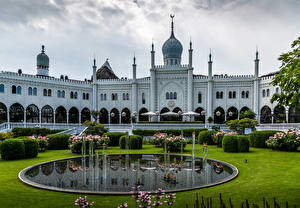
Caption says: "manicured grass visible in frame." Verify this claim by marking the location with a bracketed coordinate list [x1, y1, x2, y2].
[0, 145, 299, 207]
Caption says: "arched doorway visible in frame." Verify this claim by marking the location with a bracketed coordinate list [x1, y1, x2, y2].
[41, 105, 53, 123]
[121, 108, 131, 123]
[81, 108, 90, 123]
[289, 106, 300, 123]
[26, 104, 39, 123]
[195, 107, 205, 123]
[0, 102, 7, 123]
[240, 106, 250, 114]
[260, 106, 272, 123]
[139, 108, 149, 122]
[160, 107, 170, 121]
[55, 106, 67, 123]
[273, 106, 286, 123]
[214, 107, 225, 124]
[10, 103, 24, 122]
[99, 108, 108, 124]
[110, 108, 119, 124]
[227, 106, 238, 121]
[172, 107, 182, 121]
[69, 107, 79, 123]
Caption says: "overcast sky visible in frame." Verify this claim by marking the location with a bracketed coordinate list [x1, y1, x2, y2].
[0, 0, 299, 80]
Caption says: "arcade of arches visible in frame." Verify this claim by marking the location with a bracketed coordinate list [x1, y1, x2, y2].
[0, 102, 299, 124]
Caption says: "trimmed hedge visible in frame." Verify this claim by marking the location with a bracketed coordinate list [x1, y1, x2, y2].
[102, 132, 126, 146]
[137, 121, 204, 124]
[223, 135, 250, 152]
[237, 136, 250, 152]
[47, 134, 70, 150]
[23, 139, 39, 158]
[120, 135, 143, 149]
[249, 130, 279, 148]
[133, 128, 207, 137]
[0, 139, 25, 160]
[0, 132, 13, 141]
[198, 130, 217, 145]
[12, 127, 64, 137]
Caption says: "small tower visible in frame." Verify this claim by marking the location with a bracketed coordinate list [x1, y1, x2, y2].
[151, 42, 155, 69]
[188, 40, 193, 67]
[133, 54, 137, 81]
[208, 50, 213, 80]
[36, 45, 49, 76]
[93, 58, 97, 83]
[254, 49, 259, 78]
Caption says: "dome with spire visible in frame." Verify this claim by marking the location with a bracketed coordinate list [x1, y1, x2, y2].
[96, 59, 119, 80]
[37, 45, 49, 68]
[162, 15, 183, 60]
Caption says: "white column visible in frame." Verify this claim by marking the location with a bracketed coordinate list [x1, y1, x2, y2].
[286, 108, 289, 123]
[39, 109, 42, 126]
[271, 111, 274, 124]
[150, 69, 156, 117]
[7, 110, 10, 129]
[253, 51, 260, 121]
[79, 112, 81, 124]
[187, 68, 193, 118]
[24, 109, 26, 127]
[119, 113, 122, 124]
[67, 112, 69, 124]
[207, 55, 213, 120]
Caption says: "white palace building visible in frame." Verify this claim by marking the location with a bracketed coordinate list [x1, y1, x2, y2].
[0, 17, 299, 131]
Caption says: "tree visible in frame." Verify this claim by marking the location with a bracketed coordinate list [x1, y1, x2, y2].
[226, 118, 258, 135]
[239, 109, 256, 120]
[91, 110, 101, 122]
[271, 36, 300, 107]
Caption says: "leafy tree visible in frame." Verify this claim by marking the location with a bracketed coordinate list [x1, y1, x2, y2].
[207, 117, 213, 123]
[226, 118, 258, 135]
[91, 110, 101, 122]
[83, 121, 107, 135]
[239, 109, 256, 120]
[271, 36, 300, 107]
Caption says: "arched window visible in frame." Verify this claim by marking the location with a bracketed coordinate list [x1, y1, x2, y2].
[174, 92, 177, 99]
[17, 86, 21, 94]
[175, 59, 178, 65]
[74, 92, 77, 99]
[262, 89, 266, 97]
[112, 93, 115, 100]
[198, 92, 202, 103]
[241, 91, 245, 98]
[33, 87, 37, 96]
[166, 92, 170, 100]
[229, 91, 232, 99]
[142, 93, 145, 104]
[246, 91, 249, 98]
[216, 91, 219, 99]
[44, 89, 47, 96]
[170, 59, 173, 65]
[12, 85, 16, 94]
[83, 93, 86, 100]
[233, 91, 236, 99]
[126, 93, 129, 100]
[123, 93, 125, 100]
[266, 89, 270, 97]
[276, 87, 279, 94]
[28, 87, 32, 95]
[70, 91, 74, 99]
[57, 90, 61, 98]
[101, 94, 103, 101]
[48, 89, 51, 97]
[86, 93, 89, 100]
[170, 92, 173, 99]
[220, 91, 223, 99]
[115, 93, 118, 100]
[104, 94, 106, 100]
[0, 84, 4, 93]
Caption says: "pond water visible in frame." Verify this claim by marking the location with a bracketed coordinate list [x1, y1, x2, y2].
[19, 154, 238, 194]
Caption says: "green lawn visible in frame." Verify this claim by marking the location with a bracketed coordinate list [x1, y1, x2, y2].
[0, 145, 299, 208]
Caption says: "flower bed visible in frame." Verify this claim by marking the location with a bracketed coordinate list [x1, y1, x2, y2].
[266, 130, 300, 151]
[69, 135, 110, 154]
[213, 131, 236, 147]
[150, 133, 187, 152]
[27, 136, 49, 152]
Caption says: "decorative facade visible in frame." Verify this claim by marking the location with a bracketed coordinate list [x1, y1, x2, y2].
[0, 17, 299, 126]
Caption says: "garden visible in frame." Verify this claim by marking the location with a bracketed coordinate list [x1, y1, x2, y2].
[0, 124, 300, 207]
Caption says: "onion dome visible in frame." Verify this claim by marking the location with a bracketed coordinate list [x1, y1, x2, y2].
[37, 45, 49, 69]
[162, 15, 183, 60]
[96, 59, 119, 79]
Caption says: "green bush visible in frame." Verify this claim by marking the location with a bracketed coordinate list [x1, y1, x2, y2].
[237, 135, 250, 152]
[249, 130, 279, 148]
[47, 134, 70, 150]
[137, 121, 204, 124]
[119, 135, 143, 149]
[83, 121, 108, 135]
[11, 127, 64, 137]
[0, 139, 25, 160]
[132, 128, 207, 137]
[198, 130, 217, 145]
[102, 132, 126, 146]
[0, 132, 14, 141]
[23, 139, 39, 158]
[222, 135, 238, 152]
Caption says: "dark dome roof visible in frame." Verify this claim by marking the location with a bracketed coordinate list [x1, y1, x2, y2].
[96, 60, 119, 80]
[37, 45, 49, 68]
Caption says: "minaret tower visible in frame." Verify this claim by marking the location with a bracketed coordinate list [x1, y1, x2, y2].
[253, 49, 260, 121]
[207, 51, 213, 120]
[36, 45, 49, 76]
[187, 40, 194, 118]
[92, 58, 98, 112]
[150, 43, 156, 116]
[132, 55, 138, 121]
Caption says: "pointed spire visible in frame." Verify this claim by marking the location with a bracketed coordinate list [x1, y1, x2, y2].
[133, 53, 136, 65]
[41, 45, 45, 53]
[151, 42, 154, 51]
[93, 58, 96, 67]
[170, 14, 175, 37]
[255, 46, 259, 60]
[189, 40, 192, 50]
[209, 48, 212, 62]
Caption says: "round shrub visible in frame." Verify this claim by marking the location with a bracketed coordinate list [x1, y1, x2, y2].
[222, 135, 238, 152]
[249, 130, 279, 148]
[120, 135, 143, 149]
[198, 130, 217, 145]
[0, 139, 25, 160]
[102, 132, 126, 146]
[47, 134, 70, 150]
[237, 135, 250, 152]
[23, 139, 39, 158]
